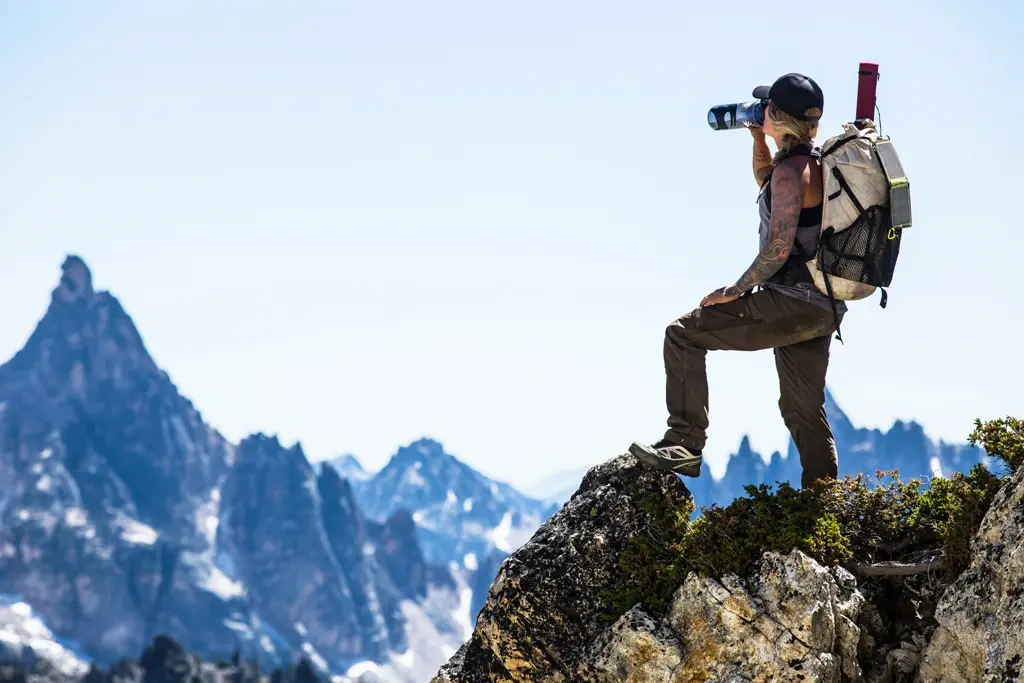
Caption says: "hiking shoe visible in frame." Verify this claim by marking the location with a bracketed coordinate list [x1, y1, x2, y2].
[629, 438, 703, 477]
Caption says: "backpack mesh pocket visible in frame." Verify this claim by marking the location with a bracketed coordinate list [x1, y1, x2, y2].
[818, 205, 901, 288]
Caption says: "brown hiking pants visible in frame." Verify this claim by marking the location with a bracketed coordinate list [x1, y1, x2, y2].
[663, 287, 840, 488]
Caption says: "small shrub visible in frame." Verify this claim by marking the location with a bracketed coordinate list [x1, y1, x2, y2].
[923, 464, 1004, 578]
[969, 416, 1024, 473]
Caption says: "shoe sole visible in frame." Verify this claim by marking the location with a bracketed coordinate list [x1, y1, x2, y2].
[629, 442, 702, 478]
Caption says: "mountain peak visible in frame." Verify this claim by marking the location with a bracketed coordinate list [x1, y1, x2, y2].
[53, 254, 94, 303]
[735, 435, 754, 458]
[239, 432, 284, 450]
[237, 434, 312, 472]
[0, 254, 155, 392]
[325, 453, 372, 482]
[338, 453, 365, 471]
[401, 437, 447, 459]
[386, 437, 456, 472]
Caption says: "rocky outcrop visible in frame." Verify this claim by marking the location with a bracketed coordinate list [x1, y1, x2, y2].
[584, 549, 866, 683]
[467, 550, 507, 625]
[433, 454, 691, 682]
[916, 463, 1024, 683]
[438, 536, 866, 683]
[655, 550, 864, 683]
[432, 451, 1024, 683]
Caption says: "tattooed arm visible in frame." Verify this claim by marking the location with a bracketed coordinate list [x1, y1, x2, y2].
[724, 158, 804, 297]
[751, 127, 773, 186]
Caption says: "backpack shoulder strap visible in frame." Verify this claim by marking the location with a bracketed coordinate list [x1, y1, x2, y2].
[758, 144, 821, 193]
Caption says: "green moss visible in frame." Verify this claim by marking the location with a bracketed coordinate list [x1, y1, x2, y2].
[602, 417, 1022, 621]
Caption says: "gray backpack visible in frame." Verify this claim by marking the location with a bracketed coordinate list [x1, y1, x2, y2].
[805, 120, 912, 339]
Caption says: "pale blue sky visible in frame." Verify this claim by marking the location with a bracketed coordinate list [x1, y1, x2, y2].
[1, 1, 1021, 488]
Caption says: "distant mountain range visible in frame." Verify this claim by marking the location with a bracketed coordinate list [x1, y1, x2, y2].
[347, 438, 558, 570]
[521, 390, 988, 511]
[0, 256, 986, 682]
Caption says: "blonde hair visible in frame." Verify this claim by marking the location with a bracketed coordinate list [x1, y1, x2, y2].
[768, 103, 820, 163]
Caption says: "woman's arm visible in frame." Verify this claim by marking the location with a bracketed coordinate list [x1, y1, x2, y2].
[751, 127, 773, 187]
[725, 158, 804, 296]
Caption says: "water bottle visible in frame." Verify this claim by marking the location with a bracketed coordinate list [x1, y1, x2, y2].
[707, 100, 765, 131]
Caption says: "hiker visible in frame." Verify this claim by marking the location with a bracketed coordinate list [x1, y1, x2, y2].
[631, 73, 842, 489]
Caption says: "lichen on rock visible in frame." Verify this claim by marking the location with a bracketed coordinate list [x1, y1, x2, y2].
[431, 453, 691, 682]
[590, 606, 682, 683]
[432, 455, 868, 683]
[664, 549, 863, 683]
[916, 462, 1024, 683]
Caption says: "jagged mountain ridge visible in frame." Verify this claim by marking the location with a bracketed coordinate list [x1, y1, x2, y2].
[0, 256, 465, 682]
[686, 389, 986, 510]
[347, 438, 558, 569]
[218, 434, 404, 662]
[527, 390, 985, 510]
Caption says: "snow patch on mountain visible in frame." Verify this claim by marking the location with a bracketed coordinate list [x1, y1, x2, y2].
[113, 512, 159, 545]
[341, 579, 470, 683]
[0, 595, 90, 677]
[181, 550, 246, 600]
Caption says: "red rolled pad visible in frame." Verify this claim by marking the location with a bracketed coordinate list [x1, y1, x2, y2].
[856, 62, 879, 121]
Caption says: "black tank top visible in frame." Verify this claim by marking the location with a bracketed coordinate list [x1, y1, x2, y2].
[758, 145, 823, 287]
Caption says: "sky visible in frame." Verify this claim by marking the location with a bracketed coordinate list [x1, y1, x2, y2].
[0, 1, 1021, 490]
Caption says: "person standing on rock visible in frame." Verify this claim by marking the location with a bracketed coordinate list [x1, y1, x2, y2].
[631, 73, 841, 489]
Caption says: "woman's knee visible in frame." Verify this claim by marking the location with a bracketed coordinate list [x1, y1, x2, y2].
[665, 312, 698, 345]
[778, 395, 828, 429]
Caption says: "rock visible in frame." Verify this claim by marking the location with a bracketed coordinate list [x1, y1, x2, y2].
[431, 453, 691, 682]
[54, 255, 94, 303]
[887, 648, 919, 678]
[138, 636, 198, 683]
[916, 464, 1024, 683]
[432, 639, 514, 683]
[429, 453, 878, 683]
[831, 566, 865, 683]
[667, 549, 862, 683]
[467, 549, 509, 624]
[589, 606, 682, 683]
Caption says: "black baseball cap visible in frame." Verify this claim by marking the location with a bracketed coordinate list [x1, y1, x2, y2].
[752, 73, 824, 122]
